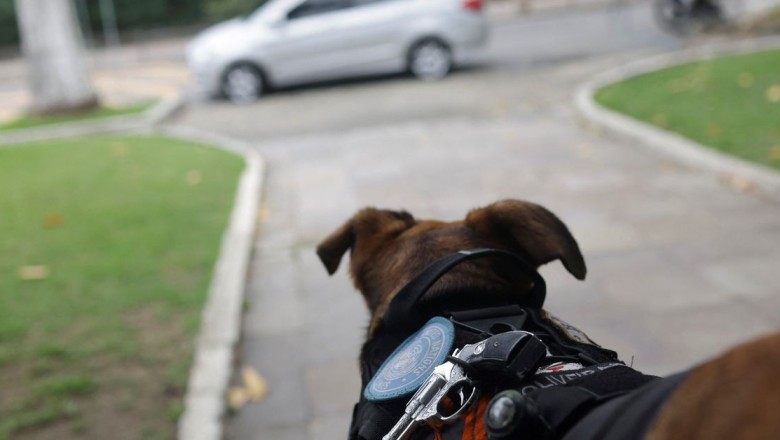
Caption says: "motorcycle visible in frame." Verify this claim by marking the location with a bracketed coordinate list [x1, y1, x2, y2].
[653, 0, 725, 35]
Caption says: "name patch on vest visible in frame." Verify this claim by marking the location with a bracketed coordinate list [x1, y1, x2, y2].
[521, 362, 625, 395]
[364, 317, 455, 402]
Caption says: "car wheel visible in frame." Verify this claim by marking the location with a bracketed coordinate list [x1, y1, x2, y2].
[652, 0, 704, 35]
[222, 64, 264, 103]
[408, 39, 452, 81]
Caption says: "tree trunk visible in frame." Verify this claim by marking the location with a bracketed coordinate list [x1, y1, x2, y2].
[14, 0, 99, 115]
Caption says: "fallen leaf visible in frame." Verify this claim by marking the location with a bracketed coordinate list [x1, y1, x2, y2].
[258, 205, 271, 221]
[492, 102, 510, 118]
[659, 162, 680, 174]
[503, 128, 519, 142]
[651, 113, 668, 128]
[767, 85, 780, 103]
[583, 123, 604, 136]
[228, 387, 249, 410]
[186, 170, 202, 186]
[43, 212, 64, 228]
[720, 174, 756, 192]
[706, 124, 722, 139]
[416, 133, 432, 148]
[736, 72, 754, 88]
[112, 142, 128, 157]
[667, 79, 689, 93]
[769, 145, 780, 161]
[575, 142, 594, 159]
[18, 265, 50, 280]
[242, 366, 269, 401]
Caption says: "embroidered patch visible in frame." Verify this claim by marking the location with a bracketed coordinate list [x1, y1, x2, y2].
[544, 311, 598, 346]
[364, 317, 455, 402]
[536, 361, 584, 374]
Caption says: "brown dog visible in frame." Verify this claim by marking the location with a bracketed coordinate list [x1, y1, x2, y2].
[318, 199, 780, 440]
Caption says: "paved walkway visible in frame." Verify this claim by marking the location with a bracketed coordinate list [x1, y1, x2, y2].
[219, 53, 780, 440]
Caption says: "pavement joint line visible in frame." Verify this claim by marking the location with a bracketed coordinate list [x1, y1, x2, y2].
[0, 94, 185, 146]
[156, 125, 265, 440]
[574, 34, 780, 203]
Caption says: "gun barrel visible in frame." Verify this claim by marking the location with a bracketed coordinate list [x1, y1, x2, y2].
[383, 369, 450, 440]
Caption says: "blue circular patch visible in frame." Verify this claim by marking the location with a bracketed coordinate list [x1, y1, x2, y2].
[364, 317, 455, 402]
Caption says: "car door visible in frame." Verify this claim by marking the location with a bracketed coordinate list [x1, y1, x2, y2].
[262, 0, 358, 85]
[326, 0, 414, 74]
[263, 0, 414, 85]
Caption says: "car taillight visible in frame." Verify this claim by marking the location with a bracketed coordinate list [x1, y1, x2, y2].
[463, 0, 482, 11]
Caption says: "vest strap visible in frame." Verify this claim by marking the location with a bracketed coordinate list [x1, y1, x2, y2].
[383, 249, 546, 337]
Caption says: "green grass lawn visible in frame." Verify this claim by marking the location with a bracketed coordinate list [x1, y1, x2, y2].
[0, 135, 245, 440]
[595, 48, 780, 171]
[0, 103, 154, 132]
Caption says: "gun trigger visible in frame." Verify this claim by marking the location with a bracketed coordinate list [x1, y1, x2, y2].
[439, 385, 480, 423]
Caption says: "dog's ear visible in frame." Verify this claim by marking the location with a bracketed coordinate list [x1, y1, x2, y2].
[317, 208, 416, 275]
[465, 199, 586, 280]
[317, 220, 355, 275]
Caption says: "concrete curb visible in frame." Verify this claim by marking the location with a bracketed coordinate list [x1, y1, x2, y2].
[574, 35, 780, 202]
[0, 95, 184, 146]
[156, 126, 264, 440]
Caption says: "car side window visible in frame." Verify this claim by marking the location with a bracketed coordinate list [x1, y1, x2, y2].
[350, 0, 389, 7]
[287, 0, 350, 20]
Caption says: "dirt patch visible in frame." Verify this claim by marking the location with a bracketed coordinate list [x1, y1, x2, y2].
[2, 306, 195, 440]
[162, 264, 205, 292]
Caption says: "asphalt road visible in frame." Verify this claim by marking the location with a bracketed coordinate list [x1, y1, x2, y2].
[170, 2, 683, 140]
[169, 4, 780, 440]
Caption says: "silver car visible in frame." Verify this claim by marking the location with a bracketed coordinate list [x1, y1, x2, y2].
[186, 0, 489, 102]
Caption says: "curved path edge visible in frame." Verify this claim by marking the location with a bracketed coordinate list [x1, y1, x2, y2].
[0, 96, 184, 146]
[574, 35, 780, 202]
[150, 126, 264, 440]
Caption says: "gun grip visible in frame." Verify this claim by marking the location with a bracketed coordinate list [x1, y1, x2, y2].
[464, 331, 547, 382]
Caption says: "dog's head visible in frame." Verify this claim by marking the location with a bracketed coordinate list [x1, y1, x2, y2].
[317, 199, 586, 335]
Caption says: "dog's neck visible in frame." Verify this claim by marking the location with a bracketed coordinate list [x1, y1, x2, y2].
[368, 282, 536, 338]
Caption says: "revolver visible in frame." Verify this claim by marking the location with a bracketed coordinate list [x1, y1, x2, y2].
[383, 330, 547, 440]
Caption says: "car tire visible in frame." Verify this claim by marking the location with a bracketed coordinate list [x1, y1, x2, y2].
[408, 39, 452, 81]
[651, 0, 718, 36]
[222, 63, 264, 103]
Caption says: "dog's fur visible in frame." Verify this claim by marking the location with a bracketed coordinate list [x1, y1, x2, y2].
[318, 199, 780, 439]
